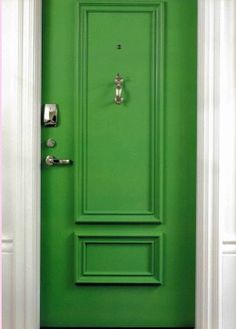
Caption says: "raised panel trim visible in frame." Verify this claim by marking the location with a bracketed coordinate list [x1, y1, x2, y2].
[74, 233, 163, 284]
[75, 0, 164, 223]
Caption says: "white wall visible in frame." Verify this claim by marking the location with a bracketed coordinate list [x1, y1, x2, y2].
[2, 1, 19, 328]
[219, 2, 236, 329]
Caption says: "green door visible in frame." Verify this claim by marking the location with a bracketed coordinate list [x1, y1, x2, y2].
[41, 0, 197, 327]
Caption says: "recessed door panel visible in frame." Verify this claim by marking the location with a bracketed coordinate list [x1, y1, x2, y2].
[74, 233, 163, 284]
[76, 5, 163, 223]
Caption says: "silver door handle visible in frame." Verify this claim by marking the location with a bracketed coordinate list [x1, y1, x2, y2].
[45, 155, 73, 166]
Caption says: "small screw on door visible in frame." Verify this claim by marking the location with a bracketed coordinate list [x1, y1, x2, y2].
[46, 138, 56, 148]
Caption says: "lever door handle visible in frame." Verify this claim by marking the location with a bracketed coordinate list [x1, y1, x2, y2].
[45, 155, 73, 166]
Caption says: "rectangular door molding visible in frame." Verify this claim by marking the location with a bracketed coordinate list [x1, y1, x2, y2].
[74, 232, 163, 284]
[2, 0, 236, 329]
[75, 1, 164, 223]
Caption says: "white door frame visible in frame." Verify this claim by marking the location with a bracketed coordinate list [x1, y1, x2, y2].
[2, 1, 236, 329]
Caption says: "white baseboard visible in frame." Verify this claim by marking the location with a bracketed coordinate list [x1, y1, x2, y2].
[222, 255, 236, 329]
[2, 237, 14, 329]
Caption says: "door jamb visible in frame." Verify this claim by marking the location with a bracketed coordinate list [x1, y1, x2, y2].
[2, 0, 228, 328]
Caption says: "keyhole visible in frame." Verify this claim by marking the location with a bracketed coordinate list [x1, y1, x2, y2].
[116, 44, 122, 49]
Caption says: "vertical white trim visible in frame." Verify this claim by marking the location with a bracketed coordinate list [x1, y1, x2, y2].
[197, 1, 236, 329]
[2, 0, 21, 328]
[219, 1, 236, 239]
[196, 1, 222, 328]
[219, 2, 236, 329]
[2, 1, 41, 329]
[21, 2, 41, 328]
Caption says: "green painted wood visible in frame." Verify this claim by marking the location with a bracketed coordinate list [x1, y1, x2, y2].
[41, 0, 197, 327]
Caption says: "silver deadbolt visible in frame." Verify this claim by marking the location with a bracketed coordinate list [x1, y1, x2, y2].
[42, 104, 58, 127]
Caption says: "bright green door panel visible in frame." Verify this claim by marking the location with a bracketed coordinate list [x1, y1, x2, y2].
[76, 5, 164, 223]
[41, 0, 197, 327]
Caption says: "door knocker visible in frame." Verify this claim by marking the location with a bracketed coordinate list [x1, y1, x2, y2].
[114, 73, 124, 105]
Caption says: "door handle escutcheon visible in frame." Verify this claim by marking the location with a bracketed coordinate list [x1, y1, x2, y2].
[45, 155, 73, 166]
[114, 73, 124, 105]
